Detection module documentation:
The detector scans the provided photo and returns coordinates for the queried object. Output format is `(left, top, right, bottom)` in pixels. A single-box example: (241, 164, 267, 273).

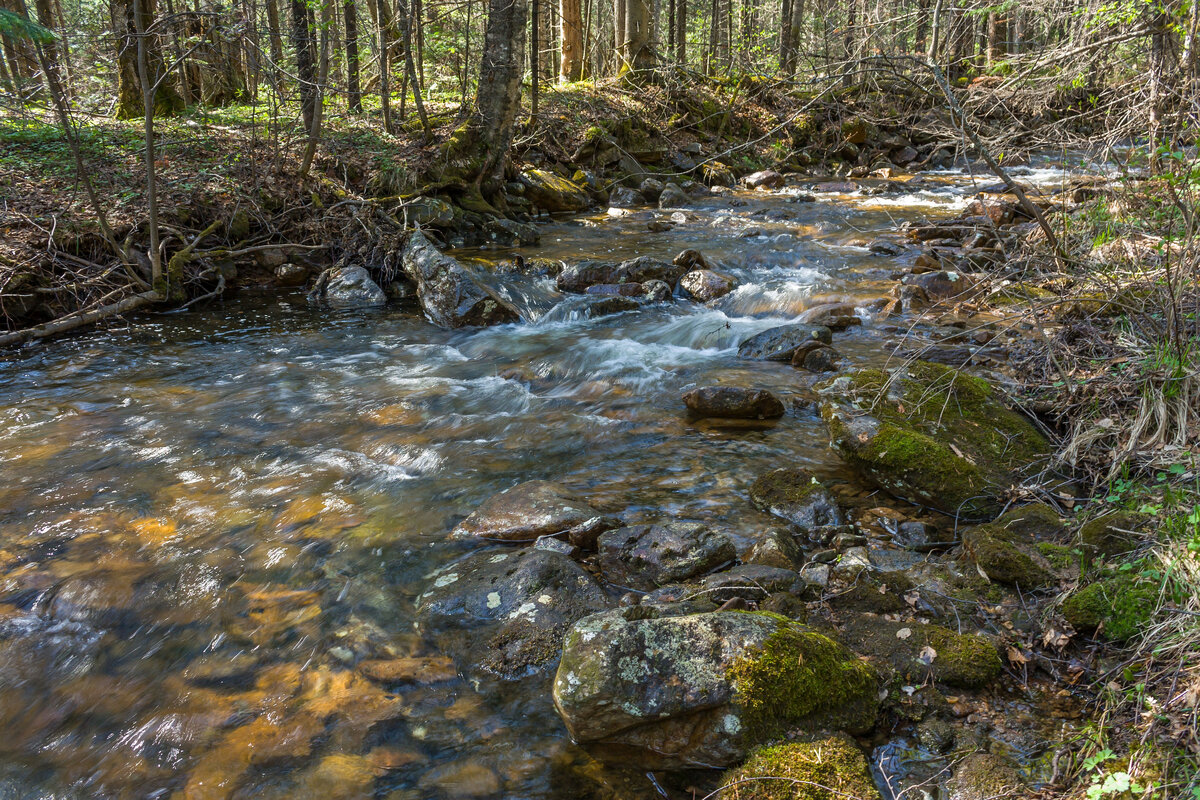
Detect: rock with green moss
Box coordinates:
(552, 607, 878, 768)
(947, 753, 1026, 800)
(750, 468, 845, 531)
(1079, 511, 1148, 560)
(517, 169, 591, 212)
(961, 525, 1056, 588)
(835, 614, 1003, 689)
(1061, 573, 1159, 642)
(819, 362, 1050, 521)
(719, 733, 883, 800)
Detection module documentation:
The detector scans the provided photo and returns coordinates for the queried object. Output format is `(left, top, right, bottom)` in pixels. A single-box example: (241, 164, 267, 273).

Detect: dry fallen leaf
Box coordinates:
(1007, 646, 1030, 664)
(896, 627, 913, 640)
(918, 646, 937, 665)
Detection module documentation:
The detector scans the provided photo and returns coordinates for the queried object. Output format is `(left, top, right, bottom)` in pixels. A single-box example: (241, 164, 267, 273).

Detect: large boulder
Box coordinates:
(417, 548, 610, 678)
(552, 606, 879, 768)
(836, 614, 1004, 689)
(401, 231, 520, 328)
(658, 183, 690, 208)
(738, 324, 834, 361)
(597, 522, 735, 590)
(679, 269, 736, 302)
(744, 169, 786, 190)
(721, 734, 884, 800)
(451, 480, 601, 543)
(819, 362, 1051, 521)
(683, 386, 785, 420)
(557, 256, 687, 293)
(749, 468, 844, 531)
(321, 266, 387, 308)
(518, 169, 591, 212)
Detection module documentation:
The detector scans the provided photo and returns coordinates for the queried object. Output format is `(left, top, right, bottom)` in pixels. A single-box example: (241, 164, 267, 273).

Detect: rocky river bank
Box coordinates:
(0, 158, 1130, 799)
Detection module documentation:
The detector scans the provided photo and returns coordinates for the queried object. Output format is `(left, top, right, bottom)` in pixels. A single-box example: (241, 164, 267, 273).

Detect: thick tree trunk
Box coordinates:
(674, 0, 684, 63)
(986, 11, 1005, 67)
(290, 0, 317, 130)
(622, 0, 652, 72)
(344, 0, 362, 110)
(110, 0, 183, 118)
(464, 0, 528, 195)
(560, 0, 585, 78)
(784, 0, 802, 75)
(264, 0, 285, 90)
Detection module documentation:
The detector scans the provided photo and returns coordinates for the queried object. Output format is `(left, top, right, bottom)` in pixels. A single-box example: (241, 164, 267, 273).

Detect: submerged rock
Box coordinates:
(819, 362, 1051, 521)
(738, 324, 834, 361)
(518, 169, 591, 212)
(552, 606, 878, 768)
(679, 269, 736, 302)
(608, 186, 644, 209)
(451, 480, 600, 543)
(321, 265, 387, 308)
(682, 386, 785, 420)
(597, 522, 735, 590)
(401, 231, 520, 328)
(557, 256, 687, 293)
(947, 753, 1027, 800)
(749, 468, 844, 531)
(721, 733, 883, 800)
(540, 294, 641, 322)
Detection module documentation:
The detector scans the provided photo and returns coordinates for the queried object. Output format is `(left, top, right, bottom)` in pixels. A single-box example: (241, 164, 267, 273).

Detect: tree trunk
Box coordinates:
(986, 11, 1005, 67)
(623, 0, 652, 72)
(560, 0, 585, 78)
(372, 0, 393, 132)
(394, 0, 429, 135)
(531, 0, 539, 113)
(290, 0, 317, 131)
(463, 0, 528, 195)
(614, 0, 626, 70)
(111, 0, 183, 118)
(674, 0, 684, 63)
(264, 0, 285, 91)
(785, 0, 802, 75)
(344, 0, 362, 110)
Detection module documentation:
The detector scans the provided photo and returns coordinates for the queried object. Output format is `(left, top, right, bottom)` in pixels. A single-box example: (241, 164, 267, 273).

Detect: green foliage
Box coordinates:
(0, 8, 55, 45)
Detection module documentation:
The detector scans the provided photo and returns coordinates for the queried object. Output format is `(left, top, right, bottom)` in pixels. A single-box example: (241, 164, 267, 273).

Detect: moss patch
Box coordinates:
(1062, 573, 1160, 642)
(1079, 511, 1148, 560)
(720, 733, 883, 800)
(727, 613, 878, 746)
(819, 362, 1050, 521)
(962, 524, 1056, 588)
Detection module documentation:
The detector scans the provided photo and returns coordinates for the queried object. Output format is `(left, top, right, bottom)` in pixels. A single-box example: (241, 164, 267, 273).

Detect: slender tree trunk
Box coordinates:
(560, 0, 584, 78)
(785, 0, 801, 75)
(614, 0, 626, 70)
(290, 0, 317, 131)
(344, 0, 362, 110)
(394, 0, 429, 135)
(264, 0, 285, 91)
(373, 0, 393, 132)
(986, 10, 1005, 67)
(674, 0, 684, 63)
(132, 0, 164, 292)
(300, 0, 331, 176)
(465, 0, 529, 195)
(623, 0, 651, 72)
(531, 0, 540, 113)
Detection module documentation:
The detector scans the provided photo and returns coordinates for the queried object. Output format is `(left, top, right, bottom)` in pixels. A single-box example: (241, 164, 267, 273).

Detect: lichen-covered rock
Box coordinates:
(947, 753, 1027, 800)
(553, 607, 878, 768)
(322, 265, 387, 308)
(401, 231, 520, 328)
(720, 733, 884, 800)
(819, 362, 1051, 521)
(744, 170, 786, 190)
(738, 324, 834, 361)
(683, 386, 785, 420)
(450, 480, 601, 542)
(597, 522, 735, 590)
(1061, 573, 1160, 642)
(557, 256, 687, 293)
(659, 183, 690, 208)
(1079, 511, 1147, 560)
(609, 186, 645, 208)
(518, 169, 591, 212)
(750, 468, 845, 531)
(694, 565, 807, 603)
(680, 269, 736, 302)
(417, 548, 610, 678)
(836, 614, 1003, 689)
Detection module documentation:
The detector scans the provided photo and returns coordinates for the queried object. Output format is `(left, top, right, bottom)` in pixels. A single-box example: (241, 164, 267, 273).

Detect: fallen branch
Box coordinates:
(0, 290, 162, 348)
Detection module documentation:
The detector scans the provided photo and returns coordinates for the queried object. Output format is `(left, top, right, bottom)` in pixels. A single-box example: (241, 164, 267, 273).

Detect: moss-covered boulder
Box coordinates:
(818, 362, 1051, 521)
(947, 753, 1026, 800)
(836, 614, 1003, 689)
(961, 505, 1064, 588)
(720, 733, 884, 800)
(1061, 573, 1160, 642)
(1079, 511, 1148, 560)
(517, 169, 591, 212)
(553, 607, 878, 768)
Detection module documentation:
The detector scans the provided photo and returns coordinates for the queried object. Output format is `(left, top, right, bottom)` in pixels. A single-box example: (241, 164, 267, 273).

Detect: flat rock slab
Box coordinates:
(749, 467, 845, 531)
(597, 522, 735, 590)
(737, 324, 834, 361)
(682, 386, 784, 419)
(452, 480, 599, 542)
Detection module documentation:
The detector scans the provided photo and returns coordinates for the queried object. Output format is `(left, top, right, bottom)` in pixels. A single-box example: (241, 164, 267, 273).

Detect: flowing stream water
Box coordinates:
(0, 162, 1092, 799)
